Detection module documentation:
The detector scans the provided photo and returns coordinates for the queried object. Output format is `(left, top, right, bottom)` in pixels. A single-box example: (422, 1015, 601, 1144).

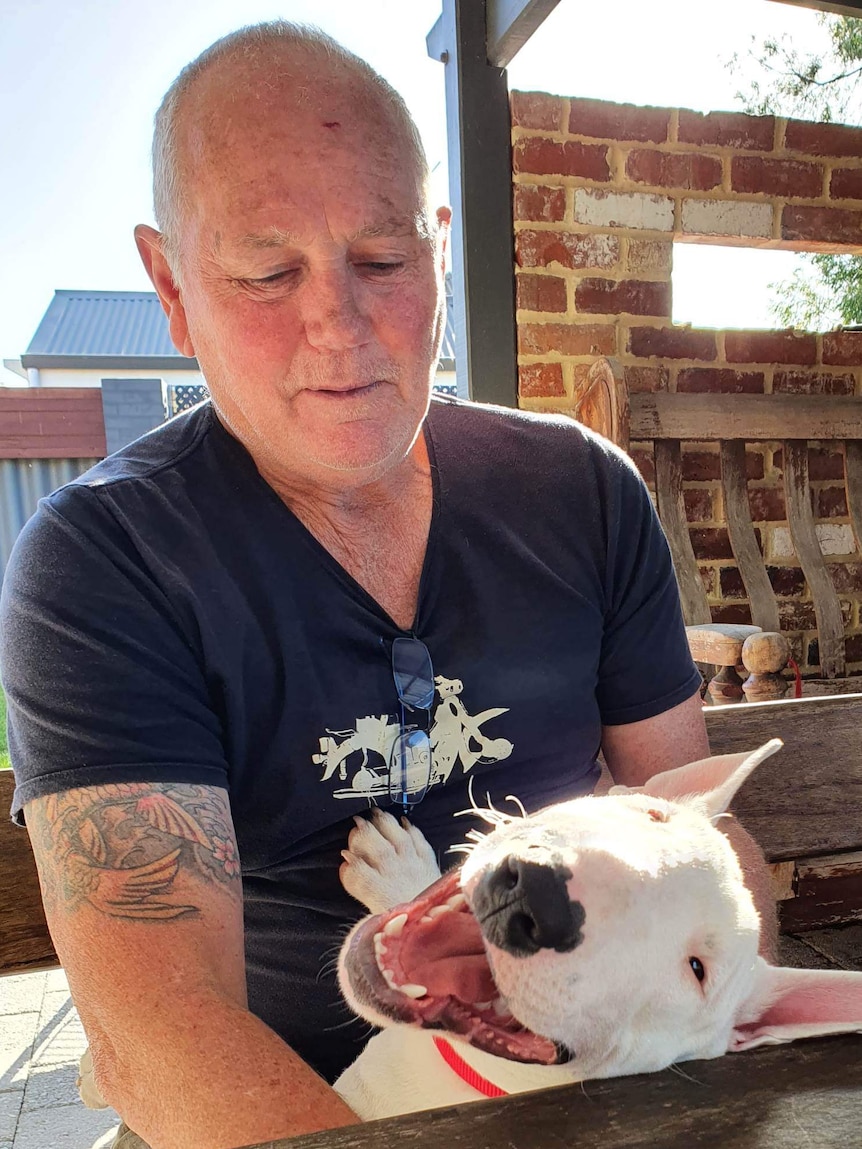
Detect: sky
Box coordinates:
(0, 0, 839, 386)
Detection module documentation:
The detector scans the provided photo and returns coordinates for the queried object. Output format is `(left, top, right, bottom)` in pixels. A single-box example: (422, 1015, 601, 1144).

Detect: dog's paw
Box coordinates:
(340, 808, 441, 914)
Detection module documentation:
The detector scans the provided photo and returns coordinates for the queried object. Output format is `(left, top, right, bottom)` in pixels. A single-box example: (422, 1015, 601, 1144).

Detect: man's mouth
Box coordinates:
(309, 380, 384, 398)
(340, 871, 562, 1064)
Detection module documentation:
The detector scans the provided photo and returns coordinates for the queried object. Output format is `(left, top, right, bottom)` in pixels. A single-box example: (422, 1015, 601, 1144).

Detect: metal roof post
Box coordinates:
(427, 1, 518, 406)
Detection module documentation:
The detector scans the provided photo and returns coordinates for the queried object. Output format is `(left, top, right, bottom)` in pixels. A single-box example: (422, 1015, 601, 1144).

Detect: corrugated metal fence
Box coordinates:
(0, 458, 99, 585)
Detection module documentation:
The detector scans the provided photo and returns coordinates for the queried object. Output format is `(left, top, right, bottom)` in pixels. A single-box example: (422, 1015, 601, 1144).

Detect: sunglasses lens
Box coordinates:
(392, 637, 435, 709)
(390, 728, 432, 807)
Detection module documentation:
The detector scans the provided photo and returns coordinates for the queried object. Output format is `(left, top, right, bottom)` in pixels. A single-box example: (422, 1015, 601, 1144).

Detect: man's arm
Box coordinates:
(601, 690, 708, 787)
(25, 781, 356, 1149)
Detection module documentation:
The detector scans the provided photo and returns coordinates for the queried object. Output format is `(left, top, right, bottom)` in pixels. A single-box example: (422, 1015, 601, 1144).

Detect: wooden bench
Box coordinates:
(583, 357, 862, 688)
(4, 695, 862, 1145)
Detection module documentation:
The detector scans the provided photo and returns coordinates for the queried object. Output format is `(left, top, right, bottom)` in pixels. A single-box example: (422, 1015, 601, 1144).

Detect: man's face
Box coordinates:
(155, 59, 448, 489)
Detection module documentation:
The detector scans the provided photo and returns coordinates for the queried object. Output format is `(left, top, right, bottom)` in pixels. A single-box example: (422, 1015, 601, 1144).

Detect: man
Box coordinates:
(0, 22, 709, 1149)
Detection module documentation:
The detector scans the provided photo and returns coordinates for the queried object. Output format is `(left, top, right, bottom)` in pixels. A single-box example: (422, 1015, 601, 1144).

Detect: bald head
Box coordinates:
(153, 22, 430, 273)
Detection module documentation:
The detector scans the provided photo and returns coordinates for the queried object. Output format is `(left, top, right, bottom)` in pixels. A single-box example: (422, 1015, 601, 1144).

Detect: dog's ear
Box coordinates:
(730, 959, 862, 1051)
(609, 739, 783, 818)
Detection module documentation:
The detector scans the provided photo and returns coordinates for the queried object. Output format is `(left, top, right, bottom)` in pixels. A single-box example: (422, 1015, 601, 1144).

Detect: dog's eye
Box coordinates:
(689, 957, 706, 983)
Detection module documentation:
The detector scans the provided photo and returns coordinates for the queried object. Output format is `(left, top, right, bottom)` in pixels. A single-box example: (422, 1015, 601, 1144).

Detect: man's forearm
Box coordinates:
(87, 991, 357, 1149)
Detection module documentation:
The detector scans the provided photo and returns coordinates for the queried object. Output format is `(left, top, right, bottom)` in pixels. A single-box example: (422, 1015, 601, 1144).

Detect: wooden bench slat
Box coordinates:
(0, 770, 58, 975)
(707, 693, 862, 861)
(783, 439, 845, 678)
(244, 1035, 862, 1149)
(653, 439, 711, 625)
(631, 393, 862, 441)
(720, 439, 781, 633)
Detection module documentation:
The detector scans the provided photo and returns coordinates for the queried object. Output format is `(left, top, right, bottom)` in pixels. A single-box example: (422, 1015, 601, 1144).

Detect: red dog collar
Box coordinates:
(433, 1036, 509, 1098)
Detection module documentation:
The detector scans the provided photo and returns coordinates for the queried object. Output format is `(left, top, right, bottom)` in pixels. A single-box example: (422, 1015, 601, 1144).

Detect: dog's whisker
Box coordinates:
(503, 794, 528, 820)
(668, 1062, 706, 1086)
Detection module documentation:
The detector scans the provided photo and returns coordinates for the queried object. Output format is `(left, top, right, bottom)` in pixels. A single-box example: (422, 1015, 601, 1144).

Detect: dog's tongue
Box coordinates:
(398, 912, 497, 1002)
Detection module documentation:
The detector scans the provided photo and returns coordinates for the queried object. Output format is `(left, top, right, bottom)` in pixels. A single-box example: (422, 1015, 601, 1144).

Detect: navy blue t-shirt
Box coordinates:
(1, 395, 700, 1081)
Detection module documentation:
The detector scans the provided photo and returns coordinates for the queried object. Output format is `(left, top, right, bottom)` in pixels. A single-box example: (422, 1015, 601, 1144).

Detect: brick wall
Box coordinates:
(511, 92, 862, 675)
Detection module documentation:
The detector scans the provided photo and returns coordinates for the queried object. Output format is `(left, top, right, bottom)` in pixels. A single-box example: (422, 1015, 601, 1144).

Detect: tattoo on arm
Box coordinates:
(27, 784, 241, 921)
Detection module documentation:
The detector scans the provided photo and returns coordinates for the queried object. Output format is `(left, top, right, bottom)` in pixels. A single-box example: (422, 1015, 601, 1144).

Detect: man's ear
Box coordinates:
(134, 225, 195, 359)
(436, 205, 451, 271)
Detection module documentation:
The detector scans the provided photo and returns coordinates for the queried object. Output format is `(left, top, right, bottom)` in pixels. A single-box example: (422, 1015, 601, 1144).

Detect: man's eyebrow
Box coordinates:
(234, 216, 428, 249)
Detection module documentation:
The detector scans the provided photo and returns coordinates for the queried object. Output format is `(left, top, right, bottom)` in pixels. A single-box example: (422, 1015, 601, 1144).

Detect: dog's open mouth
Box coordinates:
(342, 870, 561, 1064)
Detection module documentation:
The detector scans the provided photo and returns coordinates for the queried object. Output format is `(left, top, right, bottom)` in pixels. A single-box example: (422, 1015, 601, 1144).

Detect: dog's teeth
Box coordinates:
(474, 1001, 493, 1010)
(426, 904, 452, 919)
(399, 983, 428, 999)
(384, 913, 408, 937)
(381, 967, 399, 991)
(492, 997, 509, 1016)
(373, 934, 387, 959)
(447, 893, 467, 909)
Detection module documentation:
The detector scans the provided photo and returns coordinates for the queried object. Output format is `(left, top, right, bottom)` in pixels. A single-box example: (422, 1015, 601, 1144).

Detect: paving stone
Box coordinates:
(10, 1103, 119, 1149)
(0, 975, 45, 1018)
(0, 1014, 39, 1086)
(43, 971, 70, 994)
(29, 1008, 88, 1069)
(0, 1090, 22, 1142)
(21, 1062, 83, 1112)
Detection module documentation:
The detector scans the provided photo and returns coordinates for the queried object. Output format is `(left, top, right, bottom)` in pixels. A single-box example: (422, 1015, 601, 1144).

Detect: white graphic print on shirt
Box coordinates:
(313, 675, 514, 800)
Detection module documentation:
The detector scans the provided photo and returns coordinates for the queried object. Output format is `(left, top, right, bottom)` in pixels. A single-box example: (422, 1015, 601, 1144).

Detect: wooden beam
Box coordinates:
(631, 393, 862, 441)
(486, 0, 564, 68)
(769, 0, 862, 17)
(427, 2, 518, 406)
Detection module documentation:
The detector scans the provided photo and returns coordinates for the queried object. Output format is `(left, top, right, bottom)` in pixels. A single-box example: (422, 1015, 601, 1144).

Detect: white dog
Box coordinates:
(335, 741, 862, 1120)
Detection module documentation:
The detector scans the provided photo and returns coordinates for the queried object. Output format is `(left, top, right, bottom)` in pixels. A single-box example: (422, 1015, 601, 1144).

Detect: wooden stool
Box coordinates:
(686, 623, 762, 704)
(741, 631, 791, 703)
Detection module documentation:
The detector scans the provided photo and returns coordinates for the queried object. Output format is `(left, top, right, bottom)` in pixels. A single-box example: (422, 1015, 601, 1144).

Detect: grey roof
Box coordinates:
(22, 290, 198, 370)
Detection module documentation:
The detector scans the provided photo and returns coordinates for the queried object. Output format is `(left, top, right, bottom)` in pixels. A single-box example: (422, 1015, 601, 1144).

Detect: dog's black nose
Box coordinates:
(472, 855, 585, 958)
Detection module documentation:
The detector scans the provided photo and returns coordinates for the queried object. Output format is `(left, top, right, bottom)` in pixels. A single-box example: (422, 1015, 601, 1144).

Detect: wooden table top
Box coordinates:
(236, 1033, 862, 1149)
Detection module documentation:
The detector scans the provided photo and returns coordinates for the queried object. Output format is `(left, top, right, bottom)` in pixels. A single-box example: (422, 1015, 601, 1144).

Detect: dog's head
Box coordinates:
(338, 740, 862, 1077)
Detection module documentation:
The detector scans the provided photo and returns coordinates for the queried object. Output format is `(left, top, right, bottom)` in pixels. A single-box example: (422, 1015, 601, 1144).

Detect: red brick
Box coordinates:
(678, 109, 774, 151)
(712, 604, 754, 625)
(518, 362, 566, 398)
(816, 485, 849, 518)
(769, 566, 807, 597)
(773, 447, 846, 482)
(677, 368, 764, 394)
(681, 448, 765, 481)
(823, 331, 862, 367)
(518, 323, 616, 356)
(685, 488, 714, 523)
(513, 185, 567, 223)
(626, 149, 721, 191)
(773, 369, 855, 395)
(624, 365, 669, 393)
(631, 447, 655, 484)
(719, 567, 746, 599)
(731, 155, 823, 198)
(569, 98, 670, 143)
(748, 487, 786, 521)
(517, 273, 568, 313)
(725, 330, 817, 366)
(782, 204, 862, 247)
(575, 278, 670, 317)
(510, 91, 565, 132)
(808, 632, 862, 668)
(513, 138, 611, 181)
(515, 230, 620, 271)
(827, 563, 862, 592)
(830, 168, 862, 201)
(692, 527, 734, 560)
(780, 602, 818, 632)
(785, 118, 862, 158)
(628, 326, 717, 361)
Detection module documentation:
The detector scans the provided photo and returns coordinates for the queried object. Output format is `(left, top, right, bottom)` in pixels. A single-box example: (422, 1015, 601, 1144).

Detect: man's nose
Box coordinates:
(302, 269, 372, 351)
(472, 856, 585, 958)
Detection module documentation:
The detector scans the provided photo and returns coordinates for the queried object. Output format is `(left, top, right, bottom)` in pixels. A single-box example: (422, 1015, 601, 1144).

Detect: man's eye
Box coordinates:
(358, 262, 404, 274)
(248, 269, 299, 286)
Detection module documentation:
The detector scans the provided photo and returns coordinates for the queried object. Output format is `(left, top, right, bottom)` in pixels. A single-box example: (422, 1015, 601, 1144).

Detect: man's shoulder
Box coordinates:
(69, 402, 218, 492)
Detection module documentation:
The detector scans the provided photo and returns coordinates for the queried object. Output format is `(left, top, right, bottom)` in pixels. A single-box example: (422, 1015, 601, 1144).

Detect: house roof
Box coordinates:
(22, 290, 199, 371)
(22, 285, 457, 373)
